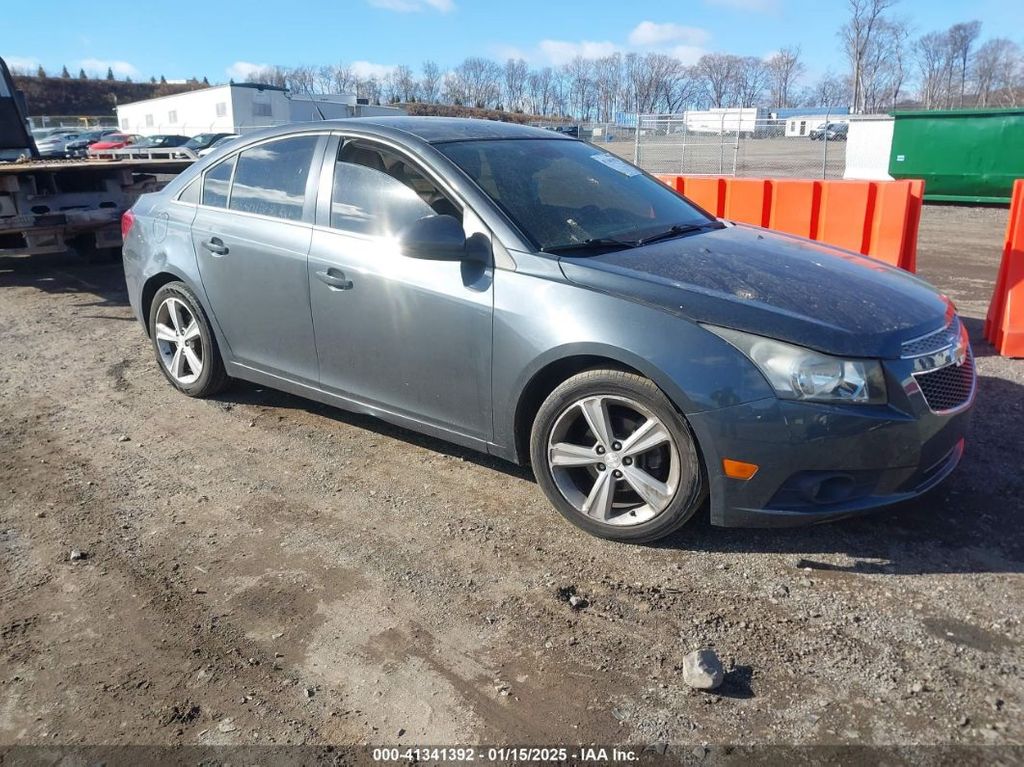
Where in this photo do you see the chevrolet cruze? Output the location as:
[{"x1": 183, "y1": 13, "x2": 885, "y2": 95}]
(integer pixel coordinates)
[{"x1": 122, "y1": 117, "x2": 975, "y2": 542}]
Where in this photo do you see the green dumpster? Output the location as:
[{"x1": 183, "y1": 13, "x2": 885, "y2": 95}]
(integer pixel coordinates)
[{"x1": 889, "y1": 108, "x2": 1024, "y2": 204}]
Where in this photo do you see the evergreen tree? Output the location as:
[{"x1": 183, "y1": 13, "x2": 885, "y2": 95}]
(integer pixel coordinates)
[
  {"x1": 36, "y1": 65, "x2": 47, "y2": 78},
  {"x1": 61, "y1": 65, "x2": 71, "y2": 78},
  {"x1": 150, "y1": 76, "x2": 156, "y2": 84},
  {"x1": 78, "y1": 68, "x2": 88, "y2": 80},
  {"x1": 202, "y1": 76, "x2": 209, "y2": 85},
  {"x1": 159, "y1": 75, "x2": 167, "y2": 84},
  {"x1": 106, "y1": 66, "x2": 115, "y2": 81}
]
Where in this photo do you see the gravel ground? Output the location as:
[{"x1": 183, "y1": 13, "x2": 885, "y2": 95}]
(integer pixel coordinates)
[{"x1": 0, "y1": 204, "x2": 1021, "y2": 751}]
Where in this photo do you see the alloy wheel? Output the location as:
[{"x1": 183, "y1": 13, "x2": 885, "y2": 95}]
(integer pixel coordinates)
[
  {"x1": 547, "y1": 395, "x2": 682, "y2": 527},
  {"x1": 154, "y1": 296, "x2": 204, "y2": 385}
]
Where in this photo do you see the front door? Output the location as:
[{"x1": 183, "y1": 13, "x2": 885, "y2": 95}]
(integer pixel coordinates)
[
  {"x1": 191, "y1": 134, "x2": 325, "y2": 383},
  {"x1": 307, "y1": 137, "x2": 493, "y2": 440}
]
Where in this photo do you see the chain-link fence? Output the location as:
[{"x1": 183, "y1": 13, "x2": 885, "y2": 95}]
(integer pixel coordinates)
[
  {"x1": 631, "y1": 113, "x2": 847, "y2": 179},
  {"x1": 28, "y1": 115, "x2": 118, "y2": 131}
]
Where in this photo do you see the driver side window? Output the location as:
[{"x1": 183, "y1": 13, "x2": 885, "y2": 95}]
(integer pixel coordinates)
[{"x1": 330, "y1": 140, "x2": 461, "y2": 236}]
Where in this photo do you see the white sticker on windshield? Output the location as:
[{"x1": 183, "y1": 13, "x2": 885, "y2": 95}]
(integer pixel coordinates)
[{"x1": 591, "y1": 153, "x2": 641, "y2": 177}]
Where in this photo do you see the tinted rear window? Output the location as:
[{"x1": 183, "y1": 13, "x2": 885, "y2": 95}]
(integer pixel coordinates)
[{"x1": 228, "y1": 136, "x2": 319, "y2": 221}]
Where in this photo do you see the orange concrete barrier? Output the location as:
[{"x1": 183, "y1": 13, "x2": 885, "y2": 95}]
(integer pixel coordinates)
[
  {"x1": 656, "y1": 175, "x2": 924, "y2": 272},
  {"x1": 984, "y1": 179, "x2": 1024, "y2": 357}
]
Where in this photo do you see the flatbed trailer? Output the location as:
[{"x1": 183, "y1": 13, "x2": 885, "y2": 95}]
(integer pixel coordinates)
[
  {"x1": 0, "y1": 157, "x2": 192, "y2": 259},
  {"x1": 1, "y1": 56, "x2": 193, "y2": 261}
]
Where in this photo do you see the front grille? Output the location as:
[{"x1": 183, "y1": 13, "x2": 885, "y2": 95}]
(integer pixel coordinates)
[
  {"x1": 914, "y1": 349, "x2": 975, "y2": 412},
  {"x1": 902, "y1": 318, "x2": 960, "y2": 358}
]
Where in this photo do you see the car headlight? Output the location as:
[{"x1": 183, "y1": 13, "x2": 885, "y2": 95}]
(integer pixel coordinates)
[{"x1": 705, "y1": 325, "x2": 887, "y2": 404}]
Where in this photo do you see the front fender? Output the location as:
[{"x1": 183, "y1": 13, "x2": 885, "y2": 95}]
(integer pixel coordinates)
[{"x1": 491, "y1": 266, "x2": 773, "y2": 460}]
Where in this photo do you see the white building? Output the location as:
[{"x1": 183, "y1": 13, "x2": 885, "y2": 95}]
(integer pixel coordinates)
[
  {"x1": 844, "y1": 115, "x2": 896, "y2": 180},
  {"x1": 116, "y1": 83, "x2": 404, "y2": 137}
]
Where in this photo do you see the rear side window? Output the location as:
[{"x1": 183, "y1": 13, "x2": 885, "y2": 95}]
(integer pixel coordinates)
[
  {"x1": 228, "y1": 136, "x2": 319, "y2": 221},
  {"x1": 177, "y1": 177, "x2": 199, "y2": 205},
  {"x1": 202, "y1": 155, "x2": 235, "y2": 208}
]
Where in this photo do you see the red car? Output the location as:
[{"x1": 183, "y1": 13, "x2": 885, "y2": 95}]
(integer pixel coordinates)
[{"x1": 87, "y1": 133, "x2": 140, "y2": 154}]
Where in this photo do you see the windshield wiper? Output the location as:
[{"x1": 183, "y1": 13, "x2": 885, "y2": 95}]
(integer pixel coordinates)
[
  {"x1": 635, "y1": 221, "x2": 720, "y2": 247},
  {"x1": 543, "y1": 237, "x2": 637, "y2": 255}
]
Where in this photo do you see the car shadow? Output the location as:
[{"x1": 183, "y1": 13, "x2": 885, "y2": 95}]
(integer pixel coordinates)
[
  {"x1": 214, "y1": 381, "x2": 535, "y2": 483},
  {"x1": 223, "y1": 370, "x2": 1024, "y2": 577},
  {"x1": 4, "y1": 254, "x2": 1021, "y2": 576}
]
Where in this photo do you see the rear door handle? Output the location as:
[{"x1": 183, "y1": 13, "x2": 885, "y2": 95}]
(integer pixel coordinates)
[
  {"x1": 316, "y1": 268, "x2": 353, "y2": 290},
  {"x1": 202, "y1": 237, "x2": 229, "y2": 256}
]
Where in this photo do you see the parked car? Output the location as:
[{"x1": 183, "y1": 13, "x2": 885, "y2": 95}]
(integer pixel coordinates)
[
  {"x1": 184, "y1": 133, "x2": 235, "y2": 154},
  {"x1": 197, "y1": 134, "x2": 240, "y2": 157},
  {"x1": 129, "y1": 134, "x2": 192, "y2": 150},
  {"x1": 30, "y1": 127, "x2": 79, "y2": 143},
  {"x1": 88, "y1": 133, "x2": 141, "y2": 153},
  {"x1": 34, "y1": 131, "x2": 85, "y2": 158},
  {"x1": 123, "y1": 118, "x2": 974, "y2": 543},
  {"x1": 809, "y1": 122, "x2": 848, "y2": 140},
  {"x1": 64, "y1": 129, "x2": 121, "y2": 158}
]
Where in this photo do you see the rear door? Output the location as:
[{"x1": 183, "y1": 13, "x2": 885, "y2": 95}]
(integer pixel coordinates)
[{"x1": 191, "y1": 133, "x2": 326, "y2": 383}]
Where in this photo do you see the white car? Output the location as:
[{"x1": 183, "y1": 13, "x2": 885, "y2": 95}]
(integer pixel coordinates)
[{"x1": 197, "y1": 134, "x2": 240, "y2": 157}]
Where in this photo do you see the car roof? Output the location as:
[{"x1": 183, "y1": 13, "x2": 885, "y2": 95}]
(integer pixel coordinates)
[{"x1": 318, "y1": 116, "x2": 571, "y2": 144}]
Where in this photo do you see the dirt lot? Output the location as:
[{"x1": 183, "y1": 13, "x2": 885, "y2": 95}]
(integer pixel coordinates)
[{"x1": 0, "y1": 204, "x2": 1021, "y2": 752}]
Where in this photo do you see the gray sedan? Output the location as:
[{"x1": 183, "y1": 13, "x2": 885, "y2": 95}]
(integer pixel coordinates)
[{"x1": 122, "y1": 117, "x2": 974, "y2": 542}]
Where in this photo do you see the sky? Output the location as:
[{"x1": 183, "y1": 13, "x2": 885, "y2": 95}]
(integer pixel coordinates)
[{"x1": 4, "y1": 0, "x2": 1022, "y2": 86}]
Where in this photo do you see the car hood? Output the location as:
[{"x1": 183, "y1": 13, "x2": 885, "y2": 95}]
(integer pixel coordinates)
[{"x1": 558, "y1": 224, "x2": 948, "y2": 359}]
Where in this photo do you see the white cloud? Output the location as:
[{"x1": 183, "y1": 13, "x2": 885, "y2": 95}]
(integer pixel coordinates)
[
  {"x1": 226, "y1": 60, "x2": 269, "y2": 81},
  {"x1": 497, "y1": 18, "x2": 712, "y2": 68},
  {"x1": 538, "y1": 39, "x2": 621, "y2": 66},
  {"x1": 628, "y1": 21, "x2": 709, "y2": 48},
  {"x1": 668, "y1": 45, "x2": 706, "y2": 65},
  {"x1": 350, "y1": 60, "x2": 398, "y2": 80},
  {"x1": 367, "y1": 0, "x2": 454, "y2": 12},
  {"x1": 77, "y1": 58, "x2": 139, "y2": 78},
  {"x1": 4, "y1": 56, "x2": 40, "y2": 73}
]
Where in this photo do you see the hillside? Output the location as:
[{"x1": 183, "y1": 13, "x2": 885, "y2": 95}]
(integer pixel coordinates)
[{"x1": 13, "y1": 75, "x2": 206, "y2": 116}]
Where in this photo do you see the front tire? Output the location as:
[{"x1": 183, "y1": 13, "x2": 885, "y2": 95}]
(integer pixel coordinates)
[
  {"x1": 530, "y1": 370, "x2": 706, "y2": 543},
  {"x1": 148, "y1": 282, "x2": 229, "y2": 398}
]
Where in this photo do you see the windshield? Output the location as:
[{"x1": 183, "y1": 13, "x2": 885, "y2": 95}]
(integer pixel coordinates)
[
  {"x1": 436, "y1": 138, "x2": 712, "y2": 253},
  {"x1": 184, "y1": 134, "x2": 215, "y2": 149}
]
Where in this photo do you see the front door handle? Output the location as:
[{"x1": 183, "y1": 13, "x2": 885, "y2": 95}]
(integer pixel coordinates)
[
  {"x1": 316, "y1": 268, "x2": 353, "y2": 291},
  {"x1": 202, "y1": 237, "x2": 229, "y2": 256}
]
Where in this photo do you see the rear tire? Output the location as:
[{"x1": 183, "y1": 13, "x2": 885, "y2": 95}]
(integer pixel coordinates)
[
  {"x1": 530, "y1": 369, "x2": 706, "y2": 543},
  {"x1": 148, "y1": 281, "x2": 230, "y2": 398}
]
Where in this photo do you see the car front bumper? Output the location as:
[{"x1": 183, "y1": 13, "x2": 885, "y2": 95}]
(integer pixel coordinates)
[{"x1": 687, "y1": 355, "x2": 974, "y2": 527}]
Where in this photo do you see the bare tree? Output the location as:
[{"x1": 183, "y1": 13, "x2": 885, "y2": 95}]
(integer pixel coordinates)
[
  {"x1": 806, "y1": 72, "x2": 851, "y2": 107},
  {"x1": 766, "y1": 46, "x2": 804, "y2": 109},
  {"x1": 419, "y1": 60, "x2": 442, "y2": 104},
  {"x1": 915, "y1": 31, "x2": 950, "y2": 108},
  {"x1": 526, "y1": 67, "x2": 555, "y2": 115},
  {"x1": 973, "y1": 38, "x2": 1022, "y2": 106},
  {"x1": 452, "y1": 57, "x2": 502, "y2": 108},
  {"x1": 591, "y1": 54, "x2": 622, "y2": 121},
  {"x1": 735, "y1": 56, "x2": 770, "y2": 107},
  {"x1": 840, "y1": 0, "x2": 896, "y2": 113},
  {"x1": 695, "y1": 53, "x2": 742, "y2": 108},
  {"x1": 393, "y1": 64, "x2": 417, "y2": 102},
  {"x1": 503, "y1": 58, "x2": 528, "y2": 112},
  {"x1": 947, "y1": 20, "x2": 982, "y2": 107}
]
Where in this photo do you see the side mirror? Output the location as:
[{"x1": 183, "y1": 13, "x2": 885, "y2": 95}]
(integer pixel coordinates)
[{"x1": 399, "y1": 214, "x2": 466, "y2": 261}]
